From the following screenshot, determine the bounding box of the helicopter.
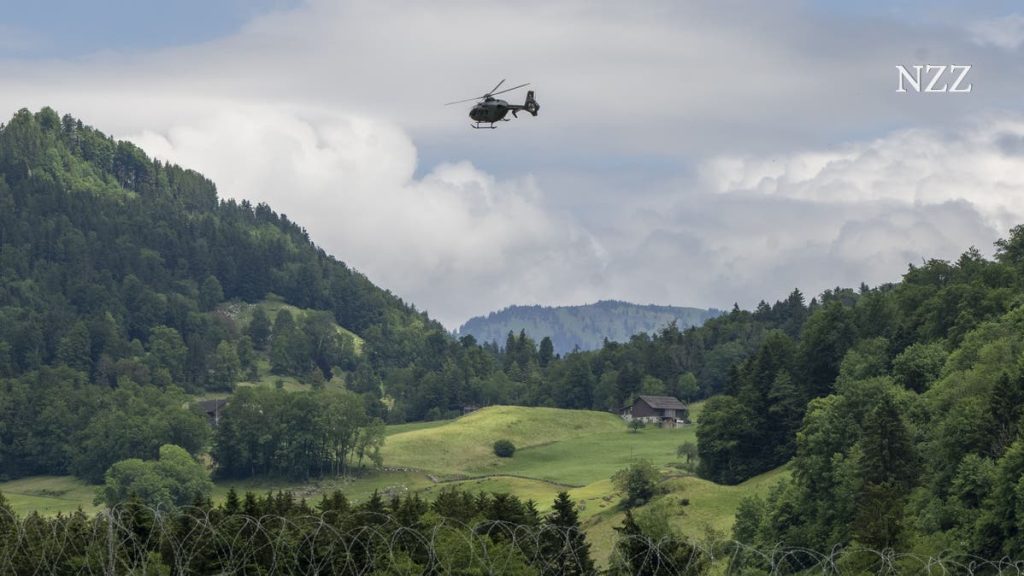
[445,79,539,129]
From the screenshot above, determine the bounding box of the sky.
[2,0,1024,329]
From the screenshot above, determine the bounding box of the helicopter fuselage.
[454,86,538,129]
[469,98,511,123]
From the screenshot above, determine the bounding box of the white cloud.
[970,14,1024,51]
[129,104,606,328]
[700,118,1024,233]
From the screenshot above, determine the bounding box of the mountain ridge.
[458,300,723,354]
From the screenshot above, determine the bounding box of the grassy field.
[0,476,103,516]
[469,425,696,486]
[577,466,792,565]
[1,402,788,566]
[381,406,628,473]
[384,418,451,436]
[233,357,348,392]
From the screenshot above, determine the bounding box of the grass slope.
[581,466,792,564]
[2,403,787,567]
[1,476,103,516]
[216,299,365,354]
[382,406,626,474]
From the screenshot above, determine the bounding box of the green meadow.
[1,403,788,564]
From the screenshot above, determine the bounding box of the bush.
[611,459,660,508]
[493,439,516,458]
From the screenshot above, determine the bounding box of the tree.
[611,459,659,508]
[675,373,699,402]
[539,336,555,368]
[676,442,698,464]
[696,395,757,484]
[248,307,271,350]
[610,507,706,576]
[541,492,594,576]
[799,301,856,399]
[994,223,1024,266]
[198,275,224,311]
[270,309,305,375]
[975,439,1024,558]
[236,335,257,380]
[208,340,240,391]
[891,342,946,392]
[640,375,666,395]
[494,439,516,458]
[853,395,916,549]
[147,326,188,384]
[555,353,594,409]
[97,444,211,510]
[355,418,386,468]
[56,321,92,374]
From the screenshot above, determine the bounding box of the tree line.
[0,488,632,575]
[693,232,1024,566]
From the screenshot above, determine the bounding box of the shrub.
[611,459,660,508]
[493,439,516,458]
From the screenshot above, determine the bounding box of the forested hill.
[0,108,446,370]
[0,108,455,480]
[458,301,722,355]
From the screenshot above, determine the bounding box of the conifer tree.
[541,492,594,576]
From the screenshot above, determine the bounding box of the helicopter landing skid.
[471,123,497,129]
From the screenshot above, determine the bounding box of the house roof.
[636,395,686,410]
[196,398,228,413]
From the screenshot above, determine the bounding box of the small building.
[196,398,229,427]
[621,395,688,427]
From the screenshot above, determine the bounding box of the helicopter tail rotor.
[524,90,540,116]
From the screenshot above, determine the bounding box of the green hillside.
[0,107,453,483]
[382,405,626,472]
[3,401,786,568]
[458,300,722,355]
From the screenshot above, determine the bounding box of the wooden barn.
[195,398,228,427]
[620,395,688,427]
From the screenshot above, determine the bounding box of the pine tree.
[270,310,300,374]
[248,307,271,350]
[223,488,241,514]
[541,492,594,576]
[853,395,916,549]
[198,275,224,311]
[610,510,653,576]
[539,336,555,368]
[987,372,1024,457]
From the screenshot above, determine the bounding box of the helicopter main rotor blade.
[489,82,529,97]
[444,95,488,105]
[488,79,506,95]
[442,81,529,105]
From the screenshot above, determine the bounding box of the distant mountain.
[458,300,724,355]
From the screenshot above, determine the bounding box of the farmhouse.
[195,398,228,427]
[621,395,688,427]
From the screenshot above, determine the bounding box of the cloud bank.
[129,106,606,327]
[1,1,1023,327]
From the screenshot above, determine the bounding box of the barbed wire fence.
[2,506,1024,575]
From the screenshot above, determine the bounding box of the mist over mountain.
[458,300,723,355]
